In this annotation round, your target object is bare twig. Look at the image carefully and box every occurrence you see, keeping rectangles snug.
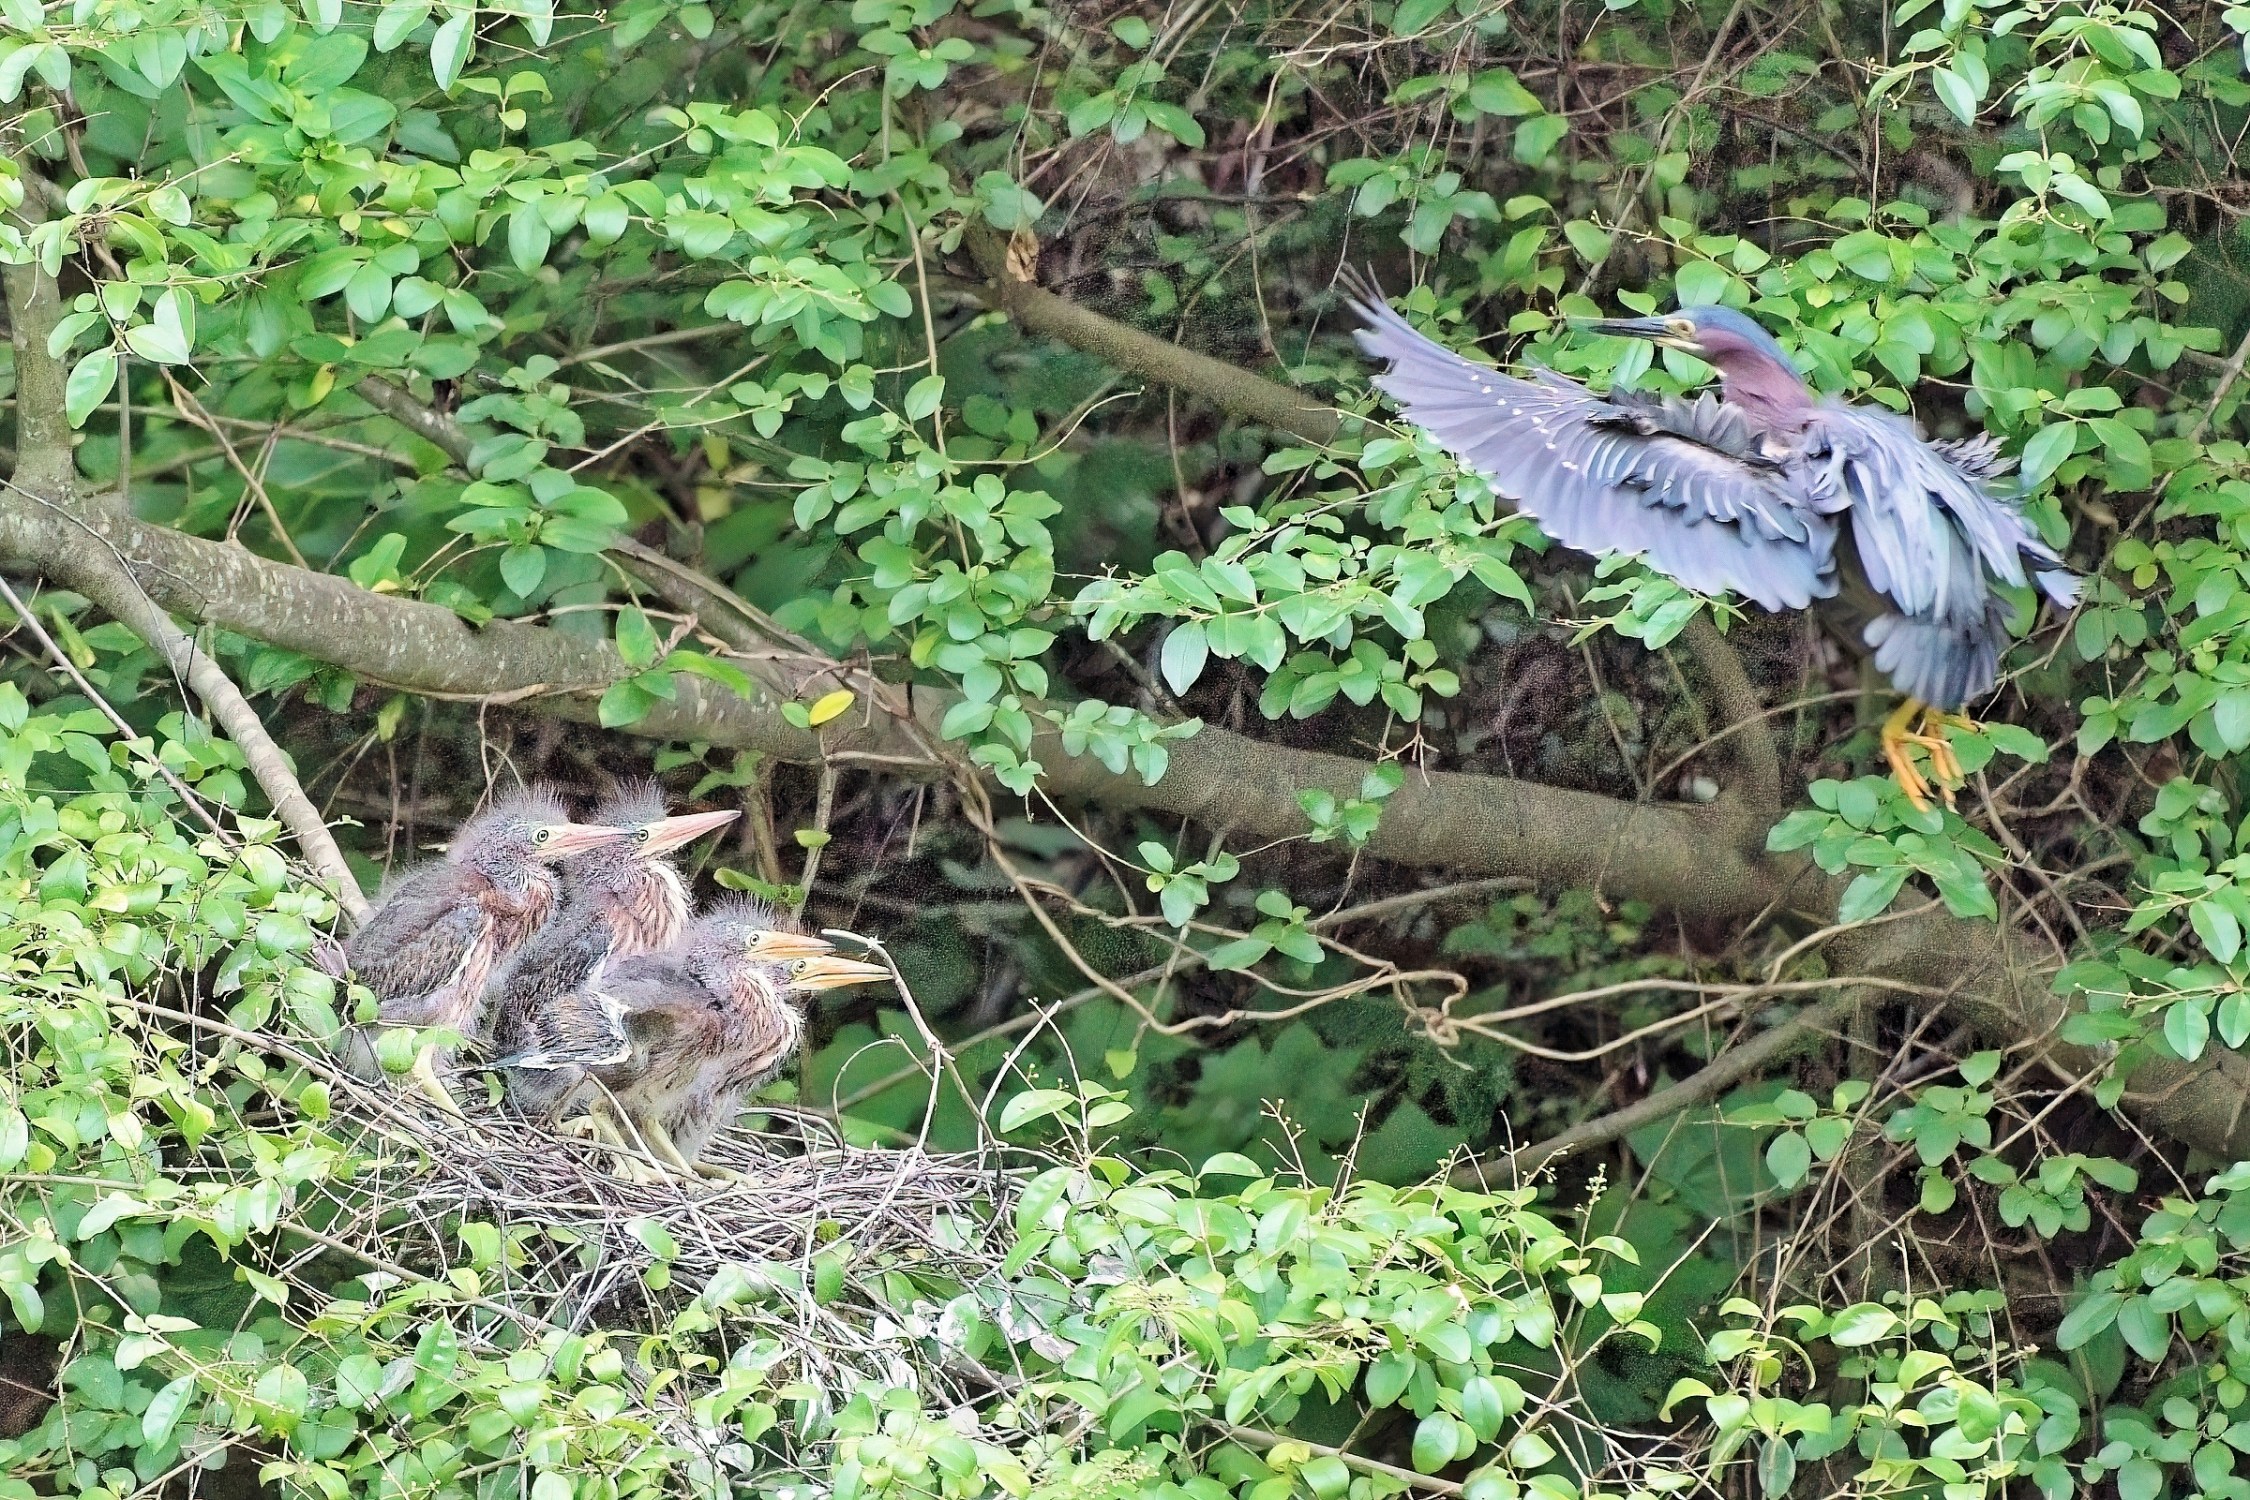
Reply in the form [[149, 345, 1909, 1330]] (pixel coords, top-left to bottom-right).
[[0, 577, 232, 842], [1458, 990, 1862, 1183]]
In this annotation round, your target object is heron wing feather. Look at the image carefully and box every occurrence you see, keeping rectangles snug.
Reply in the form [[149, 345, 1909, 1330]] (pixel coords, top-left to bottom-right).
[[1815, 405, 2081, 707], [1349, 292, 1837, 611], [345, 882, 486, 1004]]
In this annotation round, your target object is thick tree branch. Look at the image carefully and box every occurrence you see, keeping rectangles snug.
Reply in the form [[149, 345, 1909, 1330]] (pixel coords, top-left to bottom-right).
[[0, 486, 1775, 919], [3, 150, 74, 504], [1679, 613, 1783, 816], [961, 225, 1341, 446]]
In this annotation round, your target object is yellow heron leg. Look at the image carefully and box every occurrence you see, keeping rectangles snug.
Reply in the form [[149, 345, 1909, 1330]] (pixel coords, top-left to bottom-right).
[[639, 1117, 743, 1185], [559, 1100, 670, 1184], [1879, 700, 1978, 812], [1879, 699, 1938, 812], [404, 1048, 465, 1117]]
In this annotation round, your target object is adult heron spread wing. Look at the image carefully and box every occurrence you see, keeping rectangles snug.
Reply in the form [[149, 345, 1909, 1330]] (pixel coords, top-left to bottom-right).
[[1343, 273, 2079, 806], [1345, 284, 1840, 613]]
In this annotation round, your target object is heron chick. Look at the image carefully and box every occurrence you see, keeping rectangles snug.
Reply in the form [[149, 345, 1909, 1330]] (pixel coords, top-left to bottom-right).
[[342, 786, 631, 1113], [487, 782, 743, 1120], [537, 901, 885, 1180], [1346, 276, 2079, 808]]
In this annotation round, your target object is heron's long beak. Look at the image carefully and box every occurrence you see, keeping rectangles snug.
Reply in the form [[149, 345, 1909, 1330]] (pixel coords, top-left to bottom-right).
[[744, 928, 836, 961], [637, 808, 742, 857], [1581, 315, 1696, 351], [533, 823, 637, 860], [785, 955, 891, 991]]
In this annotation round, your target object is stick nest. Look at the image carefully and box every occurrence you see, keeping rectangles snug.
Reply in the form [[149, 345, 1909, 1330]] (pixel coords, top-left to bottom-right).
[[308, 1066, 1020, 1421]]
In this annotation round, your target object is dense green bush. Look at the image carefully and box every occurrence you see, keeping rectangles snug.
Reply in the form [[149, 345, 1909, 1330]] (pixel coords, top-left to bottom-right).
[[16, 0, 2250, 1494]]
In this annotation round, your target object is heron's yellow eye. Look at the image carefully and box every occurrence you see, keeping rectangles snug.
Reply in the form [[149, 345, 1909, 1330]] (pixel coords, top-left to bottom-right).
[[1666, 317, 1697, 340]]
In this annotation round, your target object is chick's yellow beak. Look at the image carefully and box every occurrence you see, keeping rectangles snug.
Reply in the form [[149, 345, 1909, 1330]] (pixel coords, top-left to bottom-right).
[[785, 955, 891, 991], [744, 928, 836, 961], [532, 823, 636, 860], [637, 808, 742, 857]]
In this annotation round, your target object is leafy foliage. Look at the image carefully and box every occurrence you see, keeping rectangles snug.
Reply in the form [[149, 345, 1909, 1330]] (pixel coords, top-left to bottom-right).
[[18, 0, 2250, 1494]]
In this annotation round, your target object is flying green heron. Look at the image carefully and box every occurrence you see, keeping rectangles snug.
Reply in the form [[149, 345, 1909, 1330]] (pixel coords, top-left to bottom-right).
[[509, 900, 885, 1179], [486, 783, 746, 1119], [1344, 277, 2080, 808], [342, 786, 632, 1113]]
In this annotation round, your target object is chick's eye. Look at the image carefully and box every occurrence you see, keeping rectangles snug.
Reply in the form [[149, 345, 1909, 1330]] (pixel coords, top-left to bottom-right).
[[533, 828, 552, 844], [634, 827, 652, 843]]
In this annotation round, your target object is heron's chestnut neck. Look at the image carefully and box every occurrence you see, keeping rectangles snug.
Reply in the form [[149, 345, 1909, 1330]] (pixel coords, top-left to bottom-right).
[[1706, 347, 1814, 428]]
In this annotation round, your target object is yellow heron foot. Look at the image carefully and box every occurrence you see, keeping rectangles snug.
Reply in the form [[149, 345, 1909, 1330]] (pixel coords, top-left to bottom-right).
[[1879, 701, 1975, 812], [557, 1107, 667, 1183], [1916, 709, 1979, 793], [404, 1049, 465, 1117], [642, 1119, 742, 1185], [1879, 700, 1936, 812]]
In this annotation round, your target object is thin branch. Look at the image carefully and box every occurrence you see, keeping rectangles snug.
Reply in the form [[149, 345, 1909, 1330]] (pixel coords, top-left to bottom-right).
[[2189, 318, 2250, 443], [1461, 990, 1861, 1183], [961, 223, 1342, 446], [353, 374, 473, 464], [1217, 1424, 1464, 1498], [49, 549, 370, 924], [0, 576, 232, 841]]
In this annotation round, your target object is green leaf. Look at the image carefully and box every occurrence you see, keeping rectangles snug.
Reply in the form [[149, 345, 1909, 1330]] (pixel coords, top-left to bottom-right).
[[1300, 1458, 1350, 1500], [997, 1088, 1074, 1133], [142, 1374, 196, 1446], [374, 0, 431, 49], [499, 544, 546, 597], [1390, 0, 1449, 33], [2115, 1295, 2170, 1361], [1411, 1413, 1458, 1473], [66, 349, 118, 427], [1205, 937, 1272, 971], [597, 678, 656, 728], [509, 201, 552, 273], [1563, 220, 1612, 263], [1980, 722, 2049, 762], [1930, 65, 1978, 124], [1467, 67, 1542, 116], [2055, 1289, 2121, 1350], [428, 8, 471, 89], [1825, 1303, 1897, 1346], [1161, 620, 1209, 695], [904, 374, 945, 422], [1837, 867, 1907, 924], [1765, 1130, 1812, 1189], [2215, 689, 2250, 753], [2165, 997, 2211, 1062], [615, 606, 661, 669], [2025, 422, 2070, 488], [2193, 896, 2242, 965], [1756, 1438, 1797, 1499], [1141, 101, 1205, 148]]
